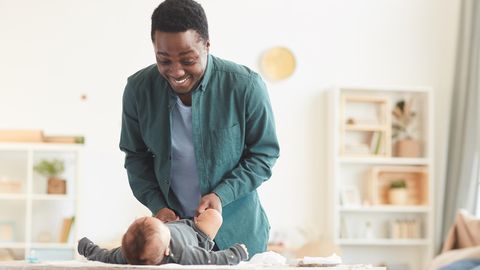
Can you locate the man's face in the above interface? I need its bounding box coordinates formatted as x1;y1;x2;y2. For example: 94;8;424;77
153;30;209;95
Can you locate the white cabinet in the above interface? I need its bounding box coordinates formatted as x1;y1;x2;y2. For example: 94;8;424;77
327;86;433;270
0;143;82;261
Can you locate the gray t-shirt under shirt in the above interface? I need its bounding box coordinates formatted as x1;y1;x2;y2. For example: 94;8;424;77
170;96;201;218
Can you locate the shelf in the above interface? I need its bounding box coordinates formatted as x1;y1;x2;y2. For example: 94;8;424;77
31;194;74;201
344;124;387;132
0;194;27;200
0;142;82;260
0;143;82;151
0;242;26;248
337;238;430;246
339;85;432;94
343;95;389;103
330;87;434;270
30;243;75;249
339;205;430;213
0;194;74;200
339;156;430;165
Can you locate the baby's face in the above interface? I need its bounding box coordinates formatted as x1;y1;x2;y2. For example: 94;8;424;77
141;217;172;264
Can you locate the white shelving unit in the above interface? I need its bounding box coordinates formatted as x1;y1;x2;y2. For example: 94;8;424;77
327;86;434;270
0;143;82;261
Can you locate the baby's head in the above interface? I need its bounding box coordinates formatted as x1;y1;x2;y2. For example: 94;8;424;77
121;217;171;265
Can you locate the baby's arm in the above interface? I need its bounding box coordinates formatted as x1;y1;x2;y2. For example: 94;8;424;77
176;243;248;265
77;237;127;264
194;208;223;240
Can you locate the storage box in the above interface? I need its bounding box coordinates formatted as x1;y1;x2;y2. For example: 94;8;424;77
0;222;15;242
47;178;66;195
368;166;429;205
0;180;22;193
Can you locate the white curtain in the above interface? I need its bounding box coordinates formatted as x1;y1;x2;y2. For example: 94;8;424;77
437;0;480;253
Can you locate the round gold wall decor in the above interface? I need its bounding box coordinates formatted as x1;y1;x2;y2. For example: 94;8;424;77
260;46;296;81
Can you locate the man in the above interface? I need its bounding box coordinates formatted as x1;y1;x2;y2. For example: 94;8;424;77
119;0;279;257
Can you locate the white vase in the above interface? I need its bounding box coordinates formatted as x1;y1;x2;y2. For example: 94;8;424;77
388;188;408;205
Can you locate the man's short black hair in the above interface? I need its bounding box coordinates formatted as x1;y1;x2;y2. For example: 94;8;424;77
151;0;209;42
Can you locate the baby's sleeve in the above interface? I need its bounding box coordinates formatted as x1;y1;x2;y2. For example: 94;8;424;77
77;237;127;264
176;243;248;265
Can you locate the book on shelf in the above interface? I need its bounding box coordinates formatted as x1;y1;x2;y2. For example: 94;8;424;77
59;216;75;243
370;131;383;155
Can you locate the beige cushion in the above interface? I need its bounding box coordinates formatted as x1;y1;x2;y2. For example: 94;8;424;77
428;246;480;270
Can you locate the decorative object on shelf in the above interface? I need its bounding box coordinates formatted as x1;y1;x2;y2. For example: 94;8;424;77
0;222;15;242
395;139;421;158
368;166;428;206
59;216;75;243
33;159;66;195
388;179;408;205
364;221;374;239
260;46;296;81
346;118;356;125
340;185;361;206
0;178;22;194
392;99;421;157
390;219;421;239
0;249;15;260
26;250;39;264
340;94;391;157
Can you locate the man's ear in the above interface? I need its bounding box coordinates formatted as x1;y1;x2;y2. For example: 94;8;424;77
164;246;170;256
205;40;210;53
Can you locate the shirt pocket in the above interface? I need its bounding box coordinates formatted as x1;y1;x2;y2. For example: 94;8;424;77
210;123;242;165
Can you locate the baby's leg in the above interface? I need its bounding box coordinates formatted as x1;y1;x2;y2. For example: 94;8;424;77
195;209;223;239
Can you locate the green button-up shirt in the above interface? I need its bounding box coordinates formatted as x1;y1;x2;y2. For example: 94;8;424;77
119;54;280;256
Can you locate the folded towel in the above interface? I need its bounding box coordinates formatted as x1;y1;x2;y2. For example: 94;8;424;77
299;253;342;266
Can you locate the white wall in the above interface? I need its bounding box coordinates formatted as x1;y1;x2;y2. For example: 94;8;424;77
0;0;460;246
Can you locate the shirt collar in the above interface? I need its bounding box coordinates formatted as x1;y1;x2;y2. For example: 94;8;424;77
197;54;213;92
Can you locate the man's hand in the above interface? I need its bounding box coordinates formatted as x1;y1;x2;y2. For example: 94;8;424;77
196;193;222;215
155;208;180;222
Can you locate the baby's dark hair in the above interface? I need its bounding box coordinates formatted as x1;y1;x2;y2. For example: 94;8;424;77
151;0;209;42
121;218;163;265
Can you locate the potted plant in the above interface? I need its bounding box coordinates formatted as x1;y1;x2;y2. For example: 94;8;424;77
388;179;408;205
392;99;421;157
33;159;66;194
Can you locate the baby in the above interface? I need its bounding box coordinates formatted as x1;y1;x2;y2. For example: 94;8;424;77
78;209;248;265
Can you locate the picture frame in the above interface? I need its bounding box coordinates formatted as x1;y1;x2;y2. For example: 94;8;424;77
341;185;361;206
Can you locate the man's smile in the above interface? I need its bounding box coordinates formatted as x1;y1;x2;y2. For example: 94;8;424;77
171;75;191;87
